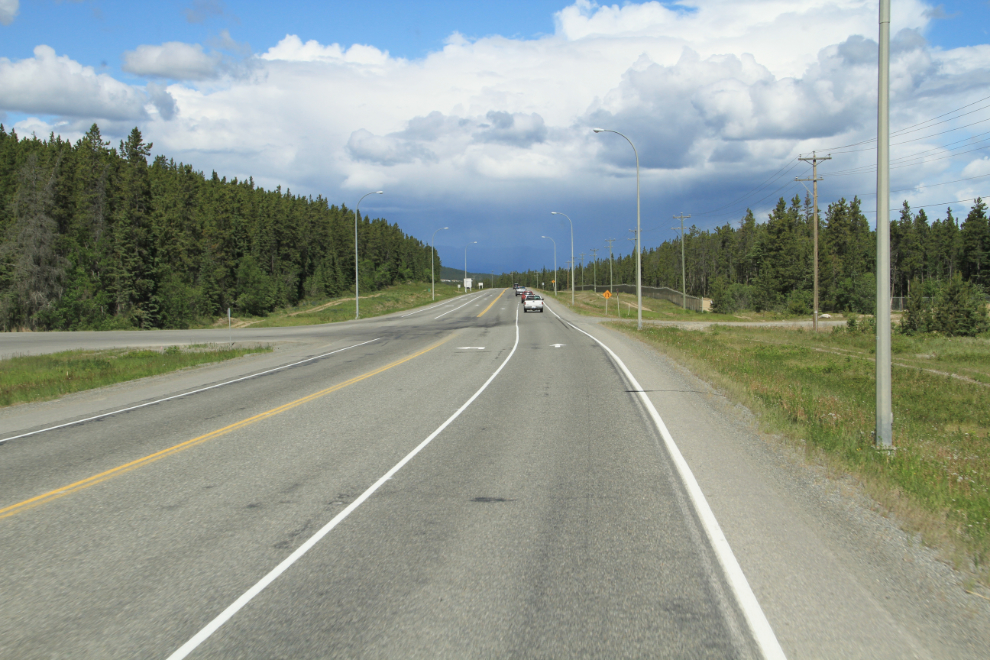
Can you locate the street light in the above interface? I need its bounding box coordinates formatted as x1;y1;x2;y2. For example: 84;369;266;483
464;241;477;291
431;226;448;301
541;235;557;296
550;211;574;304
594;128;642;330
354;190;383;319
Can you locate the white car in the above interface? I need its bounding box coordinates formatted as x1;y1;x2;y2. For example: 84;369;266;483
523;294;544;313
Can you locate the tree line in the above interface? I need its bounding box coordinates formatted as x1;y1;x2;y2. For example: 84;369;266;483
0;124;440;330
512;193;989;320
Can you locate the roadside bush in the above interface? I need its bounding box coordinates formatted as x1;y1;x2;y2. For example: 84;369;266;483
899;275;988;337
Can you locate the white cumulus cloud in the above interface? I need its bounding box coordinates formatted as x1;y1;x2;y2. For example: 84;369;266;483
0;45;147;120
122;42;223;80
0;0;17;26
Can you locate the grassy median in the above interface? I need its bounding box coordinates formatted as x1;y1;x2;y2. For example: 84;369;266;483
0;344;271;408
223;281;467;328
610;321;990;584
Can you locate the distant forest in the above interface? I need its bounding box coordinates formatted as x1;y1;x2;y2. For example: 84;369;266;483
0;124;439;330
511;194;990;316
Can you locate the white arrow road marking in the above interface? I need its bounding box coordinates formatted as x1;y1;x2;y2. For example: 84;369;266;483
550;344;565;348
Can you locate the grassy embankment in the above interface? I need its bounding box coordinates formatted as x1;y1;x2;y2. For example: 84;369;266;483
537;287;819;323
218;281;466;329
0;344;271;408
606;319;990;585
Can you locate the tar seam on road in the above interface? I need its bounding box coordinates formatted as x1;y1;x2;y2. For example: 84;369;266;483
545;303;786;660
166;306;522;660
477;288;506;317
434;291;488;319
0;335;455;521
0;338;382;446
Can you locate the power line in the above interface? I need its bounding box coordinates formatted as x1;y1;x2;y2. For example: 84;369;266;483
818;92;990;152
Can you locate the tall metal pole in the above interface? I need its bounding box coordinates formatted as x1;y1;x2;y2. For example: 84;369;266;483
798;153;831;331
876;0;893;448
551;212;574;304
542;236;557;296
579;253;586;290
354;190;383;319
431;226;448;301
594;129;642;329
674;214;691;310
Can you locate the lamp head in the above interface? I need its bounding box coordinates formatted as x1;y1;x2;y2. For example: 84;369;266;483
375;190;383;194
592;128;605;133
551;211;559;215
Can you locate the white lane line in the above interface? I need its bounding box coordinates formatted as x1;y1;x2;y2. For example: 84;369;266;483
456;347;485;350
0;339;381;445
399;296;463;318
434;293;485;319
166;307;522;660
544;304;785;660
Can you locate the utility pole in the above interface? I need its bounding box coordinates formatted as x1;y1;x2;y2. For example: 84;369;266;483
579;252;586;290
605;238;616;292
876;0;893;448
797;152;831;332
589;248;599;293
673;214;691;310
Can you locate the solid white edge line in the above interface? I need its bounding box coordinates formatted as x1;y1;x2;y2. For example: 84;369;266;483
0;339;380;445
166;305;522;660
545;304;786;660
434;291;486;319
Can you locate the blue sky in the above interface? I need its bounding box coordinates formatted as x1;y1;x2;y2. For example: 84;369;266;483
2;1;990;274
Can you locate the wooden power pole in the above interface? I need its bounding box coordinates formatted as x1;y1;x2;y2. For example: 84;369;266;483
797;152;831;332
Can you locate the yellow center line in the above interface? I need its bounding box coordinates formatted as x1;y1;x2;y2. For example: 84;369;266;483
477;289;506;317
0;333;455;521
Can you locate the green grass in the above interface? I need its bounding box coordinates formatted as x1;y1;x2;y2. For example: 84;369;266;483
610;321;990;582
538;287;809;323
0;344;272;408
220;281;466;328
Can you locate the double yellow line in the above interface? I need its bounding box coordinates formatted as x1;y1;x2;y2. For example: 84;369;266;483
0;334;454;520
477;289;506;317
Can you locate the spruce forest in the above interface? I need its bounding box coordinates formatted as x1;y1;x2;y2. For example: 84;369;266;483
1;124;987;334
521;194;989;330
0;124;439;331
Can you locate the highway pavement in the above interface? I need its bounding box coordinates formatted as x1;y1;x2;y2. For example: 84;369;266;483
1;289;988;658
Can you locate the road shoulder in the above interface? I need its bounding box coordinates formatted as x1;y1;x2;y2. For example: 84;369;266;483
551;306;990;659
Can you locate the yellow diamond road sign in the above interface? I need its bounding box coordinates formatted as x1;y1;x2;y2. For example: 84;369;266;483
603;290;611;299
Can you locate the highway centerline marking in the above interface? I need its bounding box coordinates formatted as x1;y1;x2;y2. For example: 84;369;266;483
476;288;505;317
544;303;785;659
0;338;382;446
0;334;455;521
166;306;521;660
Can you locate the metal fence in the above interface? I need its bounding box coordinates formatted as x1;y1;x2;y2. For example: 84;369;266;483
570;283;708;312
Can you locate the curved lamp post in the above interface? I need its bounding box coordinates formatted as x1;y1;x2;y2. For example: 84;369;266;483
550;211;574;304
431;226;448;300
593;128;641;330
464;241;477;291
541;235;557;296
354;190;383;319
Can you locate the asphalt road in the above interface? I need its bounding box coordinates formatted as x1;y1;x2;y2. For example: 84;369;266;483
1;290;988;658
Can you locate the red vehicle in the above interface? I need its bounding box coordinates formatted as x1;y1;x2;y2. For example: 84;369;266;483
519;291;531;303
